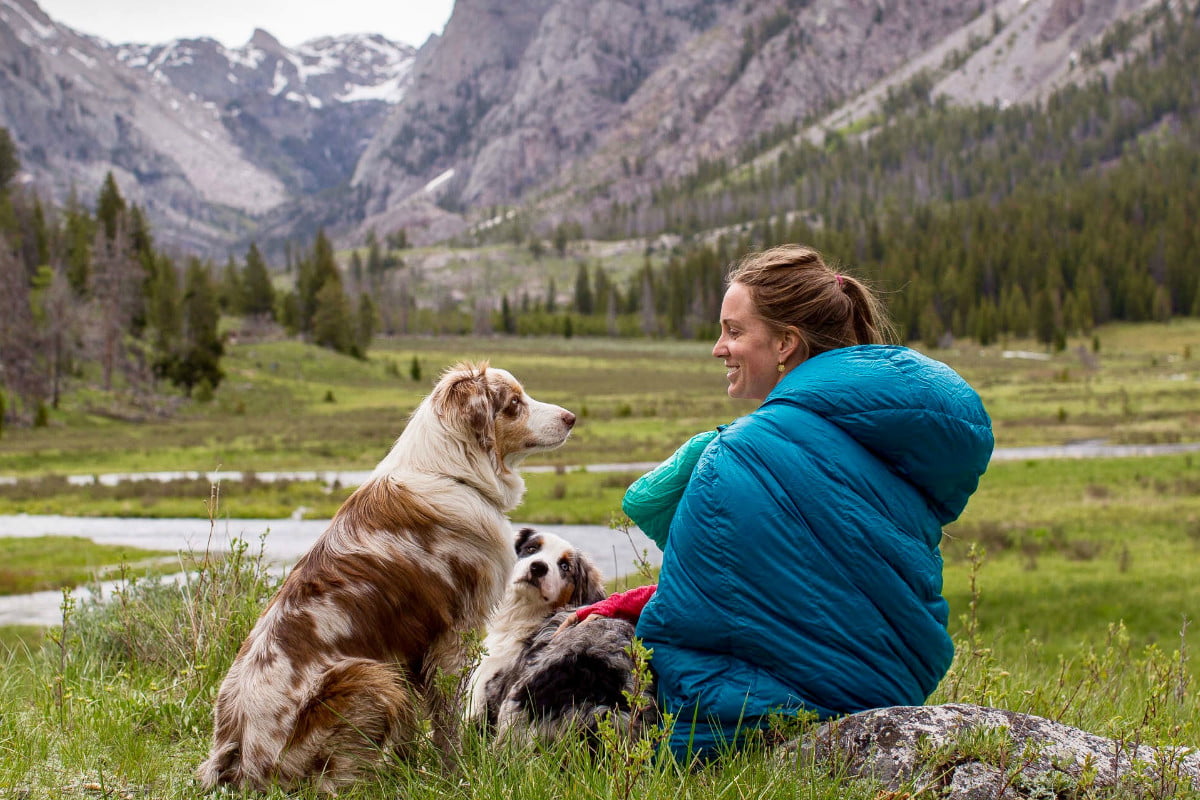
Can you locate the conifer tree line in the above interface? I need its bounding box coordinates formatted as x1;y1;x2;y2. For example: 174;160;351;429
557;0;1199;344
0;159;223;426
0;143;376;428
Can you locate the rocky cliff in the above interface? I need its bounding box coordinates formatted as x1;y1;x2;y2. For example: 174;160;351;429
0;0;1166;254
0;0;413;252
350;0;1163;247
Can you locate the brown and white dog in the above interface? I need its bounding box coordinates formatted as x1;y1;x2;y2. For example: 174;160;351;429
196;363;575;793
465;528;607;732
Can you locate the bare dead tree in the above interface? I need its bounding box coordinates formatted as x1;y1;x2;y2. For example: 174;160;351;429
86;222;140;391
0;236;47;421
38;266;83;409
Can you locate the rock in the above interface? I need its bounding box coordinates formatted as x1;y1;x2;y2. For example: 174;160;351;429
782;704;1200;799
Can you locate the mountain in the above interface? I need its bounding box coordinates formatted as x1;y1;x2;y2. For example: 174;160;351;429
116;30;415;196
0;0;1171;255
348;0;1164;247
0;0;414;252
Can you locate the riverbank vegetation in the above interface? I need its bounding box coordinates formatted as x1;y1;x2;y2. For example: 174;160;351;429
0;536;171;597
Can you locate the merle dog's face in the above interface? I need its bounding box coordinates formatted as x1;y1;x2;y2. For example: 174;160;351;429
511;528;605;609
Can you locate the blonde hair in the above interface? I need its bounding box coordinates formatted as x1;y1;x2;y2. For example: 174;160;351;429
726;244;895;359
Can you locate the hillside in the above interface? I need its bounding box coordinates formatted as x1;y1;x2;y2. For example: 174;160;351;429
0;0;1174;254
346;0;1164;247
0;0;414;252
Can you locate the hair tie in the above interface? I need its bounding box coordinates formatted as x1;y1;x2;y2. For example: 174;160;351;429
835;274;845;288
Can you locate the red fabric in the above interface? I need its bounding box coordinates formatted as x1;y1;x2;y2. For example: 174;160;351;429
575;584;657;623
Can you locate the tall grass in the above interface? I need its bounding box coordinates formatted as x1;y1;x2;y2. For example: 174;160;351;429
1;523;1196;797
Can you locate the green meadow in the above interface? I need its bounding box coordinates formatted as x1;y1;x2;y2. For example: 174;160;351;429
0;318;1197;478
0;321;1197;797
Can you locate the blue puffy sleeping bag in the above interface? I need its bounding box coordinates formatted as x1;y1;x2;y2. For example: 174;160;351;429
630;345;994;758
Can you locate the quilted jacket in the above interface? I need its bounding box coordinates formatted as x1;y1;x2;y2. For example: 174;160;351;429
629;345;994;758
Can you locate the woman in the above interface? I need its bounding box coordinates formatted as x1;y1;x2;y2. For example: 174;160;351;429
571;244;994;758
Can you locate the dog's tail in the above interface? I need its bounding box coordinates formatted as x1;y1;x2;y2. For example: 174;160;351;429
196;740;241;790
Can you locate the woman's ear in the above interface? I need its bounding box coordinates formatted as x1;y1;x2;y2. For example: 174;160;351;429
778;326;805;365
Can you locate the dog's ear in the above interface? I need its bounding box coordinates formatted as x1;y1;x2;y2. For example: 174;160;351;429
433;362;496;455
514;527;539;555
571;553;607;606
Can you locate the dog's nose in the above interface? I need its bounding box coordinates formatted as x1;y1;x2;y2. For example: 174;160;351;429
562;410;576;429
529;561;548;579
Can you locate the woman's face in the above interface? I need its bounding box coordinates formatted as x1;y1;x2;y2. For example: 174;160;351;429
712;282;787;401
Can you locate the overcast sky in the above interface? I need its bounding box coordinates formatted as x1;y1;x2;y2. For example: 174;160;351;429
35;0;456;48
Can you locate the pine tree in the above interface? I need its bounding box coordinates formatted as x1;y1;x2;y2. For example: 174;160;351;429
127;205;154;261
242;243;275;318
919;301;943;349
218;256;243;314
63;194;93;294
30;198;49;267
312;277;354;354
146;254;181;371
573;262;594;314
298;229;340;332
553;223;571;256
0;127;18;193
165;258;224;395
500;294;516;334
278;291;302;335
640;267;658;336
95;172;126;242
366;230;384;276
1032;289;1059;346
355;292;378;357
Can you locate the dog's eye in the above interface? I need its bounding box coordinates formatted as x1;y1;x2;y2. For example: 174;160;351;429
558;558;572;574
520;544;539;557
499;395;523;418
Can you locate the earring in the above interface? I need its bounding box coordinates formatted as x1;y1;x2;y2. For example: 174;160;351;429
777;363;786;373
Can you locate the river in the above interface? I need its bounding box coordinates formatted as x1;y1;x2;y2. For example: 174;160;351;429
3;440;1200;626
0;516;661;626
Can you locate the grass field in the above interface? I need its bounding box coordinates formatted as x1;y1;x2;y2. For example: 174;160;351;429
0;498;1194;799
0;320;1196;480
0;321;1197;797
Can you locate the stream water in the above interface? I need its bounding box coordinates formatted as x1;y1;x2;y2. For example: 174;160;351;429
0;517;659;625
4;441;1200;626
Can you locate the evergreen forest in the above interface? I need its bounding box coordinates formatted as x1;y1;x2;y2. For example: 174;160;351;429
0;157;375;428
506;0;1200;346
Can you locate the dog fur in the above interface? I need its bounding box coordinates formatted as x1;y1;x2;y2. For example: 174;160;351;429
466;528;607;729
467;529;655;744
196;362;575;793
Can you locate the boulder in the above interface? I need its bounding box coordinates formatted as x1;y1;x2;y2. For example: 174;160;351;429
783;703;1200;799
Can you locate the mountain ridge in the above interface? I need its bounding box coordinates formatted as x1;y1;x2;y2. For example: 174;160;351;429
0;0;414;252
0;0;1168;255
